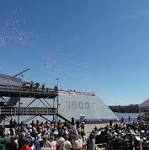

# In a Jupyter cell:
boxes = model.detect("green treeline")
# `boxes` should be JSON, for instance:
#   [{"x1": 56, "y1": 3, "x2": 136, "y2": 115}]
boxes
[{"x1": 109, "y1": 104, "x2": 139, "y2": 113}]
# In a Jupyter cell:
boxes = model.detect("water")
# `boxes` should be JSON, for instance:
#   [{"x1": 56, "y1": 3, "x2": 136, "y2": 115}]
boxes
[{"x1": 115, "y1": 112, "x2": 139, "y2": 122}]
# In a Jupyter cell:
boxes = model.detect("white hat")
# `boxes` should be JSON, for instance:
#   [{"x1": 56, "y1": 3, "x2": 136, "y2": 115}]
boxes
[
  {"x1": 53, "y1": 130, "x2": 58, "y2": 135},
  {"x1": 136, "y1": 136, "x2": 141, "y2": 141},
  {"x1": 97, "y1": 131, "x2": 101, "y2": 135}
]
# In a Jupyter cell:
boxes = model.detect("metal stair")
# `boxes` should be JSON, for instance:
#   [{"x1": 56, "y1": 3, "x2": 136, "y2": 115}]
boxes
[
  {"x1": 58, "y1": 108, "x2": 72, "y2": 123},
  {"x1": 0, "y1": 97, "x2": 19, "y2": 123}
]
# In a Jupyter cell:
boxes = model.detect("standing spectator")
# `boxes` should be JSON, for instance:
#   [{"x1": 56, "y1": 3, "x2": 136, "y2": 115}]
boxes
[
  {"x1": 56, "y1": 135, "x2": 65, "y2": 150},
  {"x1": 50, "y1": 136, "x2": 56, "y2": 150},
  {"x1": 128, "y1": 116, "x2": 131, "y2": 122},
  {"x1": 121, "y1": 117, "x2": 124, "y2": 123},
  {"x1": 34, "y1": 134, "x2": 43, "y2": 150},
  {"x1": 40, "y1": 136, "x2": 52, "y2": 150},
  {"x1": 20, "y1": 139, "x2": 33, "y2": 150},
  {"x1": 87, "y1": 133, "x2": 96, "y2": 150},
  {"x1": 5, "y1": 136, "x2": 18, "y2": 150},
  {"x1": 63, "y1": 135, "x2": 72, "y2": 150}
]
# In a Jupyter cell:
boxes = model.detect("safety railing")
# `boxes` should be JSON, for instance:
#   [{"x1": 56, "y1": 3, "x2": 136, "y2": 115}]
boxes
[
  {"x1": 0, "y1": 107, "x2": 57, "y2": 115},
  {"x1": 58, "y1": 89, "x2": 95, "y2": 96},
  {"x1": 0, "y1": 84, "x2": 58, "y2": 96}
]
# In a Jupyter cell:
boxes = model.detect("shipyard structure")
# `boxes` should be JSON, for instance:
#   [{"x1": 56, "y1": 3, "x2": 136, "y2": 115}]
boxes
[{"x1": 0, "y1": 73, "x2": 117, "y2": 125}]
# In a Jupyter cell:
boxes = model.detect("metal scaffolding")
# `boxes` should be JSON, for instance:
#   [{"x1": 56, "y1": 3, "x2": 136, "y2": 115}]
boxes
[{"x1": 0, "y1": 84, "x2": 71, "y2": 125}]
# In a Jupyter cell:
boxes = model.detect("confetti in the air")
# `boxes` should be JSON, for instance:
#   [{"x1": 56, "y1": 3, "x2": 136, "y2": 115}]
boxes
[
  {"x1": 0, "y1": 7, "x2": 33, "y2": 47},
  {"x1": 45, "y1": 53, "x2": 91, "y2": 79}
]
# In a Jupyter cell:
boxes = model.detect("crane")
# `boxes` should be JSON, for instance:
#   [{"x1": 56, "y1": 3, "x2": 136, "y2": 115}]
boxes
[{"x1": 13, "y1": 68, "x2": 30, "y2": 78}]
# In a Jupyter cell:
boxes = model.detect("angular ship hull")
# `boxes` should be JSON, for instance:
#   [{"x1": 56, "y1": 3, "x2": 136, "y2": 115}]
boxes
[{"x1": 0, "y1": 74, "x2": 118, "y2": 124}]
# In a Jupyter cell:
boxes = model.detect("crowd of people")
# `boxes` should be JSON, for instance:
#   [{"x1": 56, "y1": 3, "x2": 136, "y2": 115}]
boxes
[
  {"x1": 92, "y1": 120, "x2": 149, "y2": 150},
  {"x1": 2, "y1": 117, "x2": 149, "y2": 150},
  {"x1": 0, "y1": 120, "x2": 91, "y2": 150},
  {"x1": 21, "y1": 81, "x2": 58, "y2": 93}
]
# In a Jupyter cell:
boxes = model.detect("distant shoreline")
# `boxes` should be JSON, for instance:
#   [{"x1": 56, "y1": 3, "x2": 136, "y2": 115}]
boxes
[{"x1": 109, "y1": 104, "x2": 139, "y2": 113}]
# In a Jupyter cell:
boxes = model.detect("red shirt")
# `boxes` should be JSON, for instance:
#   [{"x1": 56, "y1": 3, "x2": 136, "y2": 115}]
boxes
[{"x1": 21, "y1": 145, "x2": 32, "y2": 150}]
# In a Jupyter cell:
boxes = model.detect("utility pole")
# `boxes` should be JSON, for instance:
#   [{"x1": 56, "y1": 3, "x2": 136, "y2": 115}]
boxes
[{"x1": 56, "y1": 78, "x2": 59, "y2": 88}]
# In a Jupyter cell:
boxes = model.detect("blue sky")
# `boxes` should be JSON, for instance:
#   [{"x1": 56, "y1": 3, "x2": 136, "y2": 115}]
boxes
[{"x1": 0, "y1": 0, "x2": 149, "y2": 105}]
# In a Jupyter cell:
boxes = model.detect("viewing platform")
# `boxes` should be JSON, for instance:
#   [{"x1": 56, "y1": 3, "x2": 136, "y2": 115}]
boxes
[
  {"x1": 0, "y1": 76, "x2": 73, "y2": 124},
  {"x1": 0, "y1": 84, "x2": 58, "y2": 98}
]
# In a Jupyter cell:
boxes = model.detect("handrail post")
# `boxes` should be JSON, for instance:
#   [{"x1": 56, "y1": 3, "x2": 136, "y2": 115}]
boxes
[{"x1": 18, "y1": 83, "x2": 22, "y2": 125}]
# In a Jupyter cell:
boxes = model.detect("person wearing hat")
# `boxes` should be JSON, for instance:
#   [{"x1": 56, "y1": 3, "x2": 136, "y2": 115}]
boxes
[
  {"x1": 56, "y1": 134, "x2": 65, "y2": 150},
  {"x1": 63, "y1": 135, "x2": 72, "y2": 150},
  {"x1": 71, "y1": 138, "x2": 83, "y2": 150},
  {"x1": 40, "y1": 135, "x2": 53, "y2": 150},
  {"x1": 49, "y1": 136, "x2": 56, "y2": 150}
]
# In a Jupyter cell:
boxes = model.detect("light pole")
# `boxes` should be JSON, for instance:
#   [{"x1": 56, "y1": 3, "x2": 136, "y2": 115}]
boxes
[
  {"x1": 56, "y1": 78, "x2": 59, "y2": 121},
  {"x1": 56, "y1": 78, "x2": 59, "y2": 88},
  {"x1": 18, "y1": 79, "x2": 22, "y2": 125}
]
